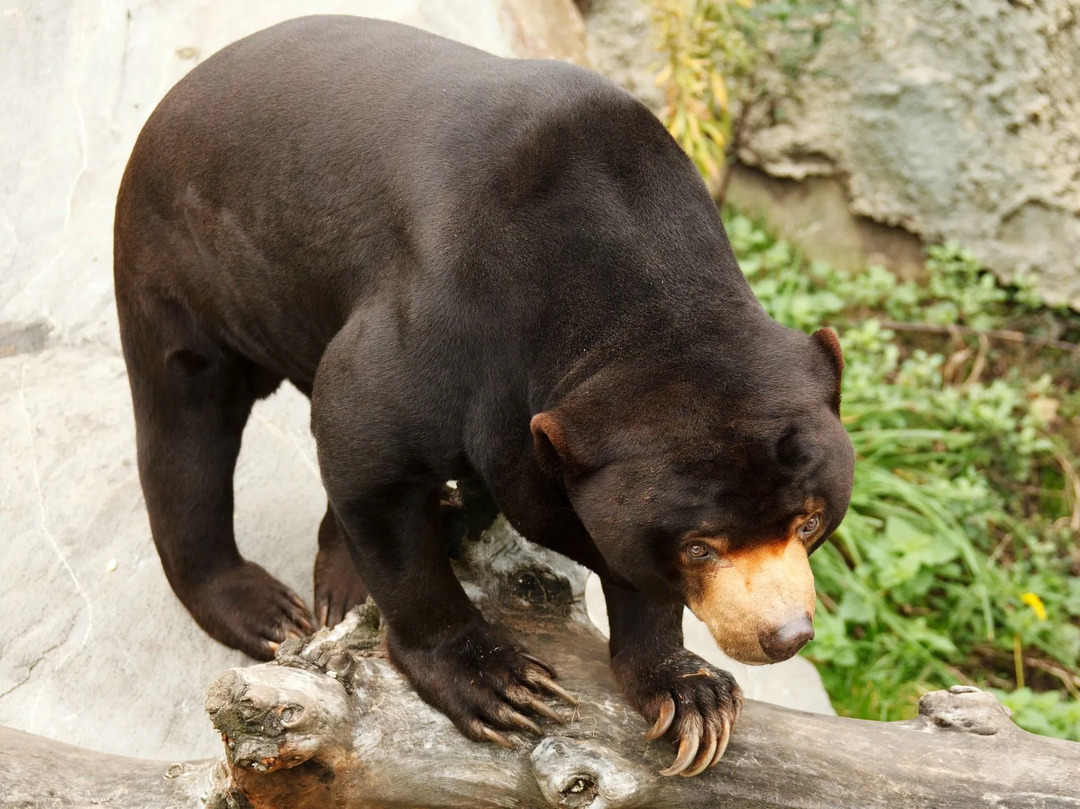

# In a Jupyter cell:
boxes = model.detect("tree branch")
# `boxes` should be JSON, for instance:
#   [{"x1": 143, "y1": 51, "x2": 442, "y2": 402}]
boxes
[{"x1": 2, "y1": 519, "x2": 1079, "y2": 808}]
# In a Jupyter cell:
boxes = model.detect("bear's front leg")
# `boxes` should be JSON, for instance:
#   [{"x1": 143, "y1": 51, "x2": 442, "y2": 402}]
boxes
[
  {"x1": 321, "y1": 479, "x2": 579, "y2": 747},
  {"x1": 388, "y1": 610, "x2": 579, "y2": 747},
  {"x1": 318, "y1": 468, "x2": 579, "y2": 750},
  {"x1": 603, "y1": 580, "x2": 743, "y2": 777},
  {"x1": 311, "y1": 329, "x2": 576, "y2": 747}
]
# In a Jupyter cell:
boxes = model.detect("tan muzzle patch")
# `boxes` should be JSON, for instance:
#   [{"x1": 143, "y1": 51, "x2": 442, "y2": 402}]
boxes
[{"x1": 687, "y1": 537, "x2": 816, "y2": 665}]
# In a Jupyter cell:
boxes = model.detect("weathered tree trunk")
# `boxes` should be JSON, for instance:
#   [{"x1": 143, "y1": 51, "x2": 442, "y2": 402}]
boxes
[{"x1": 3, "y1": 519, "x2": 1079, "y2": 808}]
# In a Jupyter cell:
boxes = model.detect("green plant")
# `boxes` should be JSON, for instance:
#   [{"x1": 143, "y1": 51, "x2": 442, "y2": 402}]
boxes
[
  {"x1": 651, "y1": 0, "x2": 753, "y2": 182},
  {"x1": 726, "y1": 209, "x2": 1080, "y2": 739}
]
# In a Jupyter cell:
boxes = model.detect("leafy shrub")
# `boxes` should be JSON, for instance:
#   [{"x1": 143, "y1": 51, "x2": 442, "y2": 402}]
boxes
[{"x1": 725, "y1": 210, "x2": 1080, "y2": 738}]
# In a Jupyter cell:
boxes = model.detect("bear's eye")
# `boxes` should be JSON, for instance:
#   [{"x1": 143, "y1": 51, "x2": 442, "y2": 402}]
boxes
[
  {"x1": 686, "y1": 542, "x2": 709, "y2": 560},
  {"x1": 798, "y1": 514, "x2": 821, "y2": 539}
]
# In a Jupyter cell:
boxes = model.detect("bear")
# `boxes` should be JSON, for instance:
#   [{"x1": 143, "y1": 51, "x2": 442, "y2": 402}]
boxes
[{"x1": 113, "y1": 15, "x2": 854, "y2": 776}]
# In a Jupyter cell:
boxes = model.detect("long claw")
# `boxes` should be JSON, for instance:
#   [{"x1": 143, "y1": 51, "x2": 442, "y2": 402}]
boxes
[
  {"x1": 480, "y1": 726, "x2": 515, "y2": 750},
  {"x1": 712, "y1": 717, "x2": 732, "y2": 766},
  {"x1": 521, "y1": 653, "x2": 558, "y2": 678},
  {"x1": 510, "y1": 690, "x2": 566, "y2": 723},
  {"x1": 499, "y1": 708, "x2": 543, "y2": 735},
  {"x1": 659, "y1": 730, "x2": 699, "y2": 777},
  {"x1": 682, "y1": 724, "x2": 717, "y2": 777},
  {"x1": 316, "y1": 602, "x2": 329, "y2": 628},
  {"x1": 643, "y1": 697, "x2": 676, "y2": 740},
  {"x1": 531, "y1": 674, "x2": 579, "y2": 706}
]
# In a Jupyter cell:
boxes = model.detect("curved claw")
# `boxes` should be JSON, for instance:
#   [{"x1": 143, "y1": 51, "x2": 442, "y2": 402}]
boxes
[
  {"x1": 712, "y1": 717, "x2": 732, "y2": 767},
  {"x1": 479, "y1": 726, "x2": 515, "y2": 750},
  {"x1": 530, "y1": 674, "x2": 579, "y2": 706},
  {"x1": 659, "y1": 729, "x2": 700, "y2": 777},
  {"x1": 282, "y1": 596, "x2": 314, "y2": 634},
  {"x1": 642, "y1": 697, "x2": 676, "y2": 741},
  {"x1": 681, "y1": 723, "x2": 717, "y2": 777},
  {"x1": 499, "y1": 708, "x2": 543, "y2": 736},
  {"x1": 295, "y1": 614, "x2": 315, "y2": 634},
  {"x1": 521, "y1": 653, "x2": 558, "y2": 678},
  {"x1": 516, "y1": 693, "x2": 566, "y2": 723}
]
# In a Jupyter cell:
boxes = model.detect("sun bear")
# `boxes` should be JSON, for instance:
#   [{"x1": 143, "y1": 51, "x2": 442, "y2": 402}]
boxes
[{"x1": 114, "y1": 16, "x2": 854, "y2": 776}]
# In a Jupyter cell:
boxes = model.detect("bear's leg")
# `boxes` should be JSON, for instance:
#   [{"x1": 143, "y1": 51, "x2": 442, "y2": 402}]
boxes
[
  {"x1": 454, "y1": 476, "x2": 501, "y2": 539},
  {"x1": 331, "y1": 483, "x2": 577, "y2": 747},
  {"x1": 311, "y1": 325, "x2": 576, "y2": 747},
  {"x1": 313, "y1": 503, "x2": 369, "y2": 628},
  {"x1": 602, "y1": 581, "x2": 743, "y2": 776},
  {"x1": 117, "y1": 289, "x2": 313, "y2": 660},
  {"x1": 284, "y1": 378, "x2": 371, "y2": 629}
]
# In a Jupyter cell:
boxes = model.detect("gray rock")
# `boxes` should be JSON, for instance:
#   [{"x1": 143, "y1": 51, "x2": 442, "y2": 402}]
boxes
[
  {"x1": 1, "y1": 341, "x2": 324, "y2": 758},
  {"x1": 583, "y1": 0, "x2": 663, "y2": 111},
  {"x1": 734, "y1": 0, "x2": 1080, "y2": 307},
  {"x1": 584, "y1": 0, "x2": 1080, "y2": 307}
]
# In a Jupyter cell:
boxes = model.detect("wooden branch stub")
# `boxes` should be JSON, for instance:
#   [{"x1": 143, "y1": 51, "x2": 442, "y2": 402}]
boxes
[
  {"x1": 204, "y1": 666, "x2": 354, "y2": 774},
  {"x1": 917, "y1": 684, "x2": 1017, "y2": 736},
  {"x1": 530, "y1": 737, "x2": 643, "y2": 808}
]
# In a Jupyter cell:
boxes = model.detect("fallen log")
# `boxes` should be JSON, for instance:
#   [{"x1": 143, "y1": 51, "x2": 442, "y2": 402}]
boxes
[{"x1": 2, "y1": 519, "x2": 1078, "y2": 808}]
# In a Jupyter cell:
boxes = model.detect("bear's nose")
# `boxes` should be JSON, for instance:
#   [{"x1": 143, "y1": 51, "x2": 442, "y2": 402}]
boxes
[{"x1": 758, "y1": 615, "x2": 814, "y2": 662}]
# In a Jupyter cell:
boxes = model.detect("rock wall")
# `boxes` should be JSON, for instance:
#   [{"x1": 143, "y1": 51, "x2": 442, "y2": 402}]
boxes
[
  {"x1": 738, "y1": 0, "x2": 1080, "y2": 305},
  {"x1": 587, "y1": 0, "x2": 1080, "y2": 307}
]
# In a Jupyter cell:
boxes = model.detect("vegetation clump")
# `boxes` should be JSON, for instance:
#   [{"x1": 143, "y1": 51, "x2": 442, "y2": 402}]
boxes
[{"x1": 727, "y1": 216, "x2": 1080, "y2": 739}]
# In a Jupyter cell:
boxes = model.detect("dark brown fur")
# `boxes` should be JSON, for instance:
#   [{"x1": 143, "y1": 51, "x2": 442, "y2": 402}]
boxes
[{"x1": 114, "y1": 16, "x2": 854, "y2": 773}]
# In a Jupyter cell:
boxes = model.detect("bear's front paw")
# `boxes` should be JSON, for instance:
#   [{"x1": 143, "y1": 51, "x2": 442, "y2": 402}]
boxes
[
  {"x1": 612, "y1": 648, "x2": 743, "y2": 777},
  {"x1": 388, "y1": 618, "x2": 579, "y2": 748}
]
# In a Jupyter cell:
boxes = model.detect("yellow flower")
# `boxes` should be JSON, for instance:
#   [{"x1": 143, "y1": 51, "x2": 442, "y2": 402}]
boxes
[{"x1": 1021, "y1": 592, "x2": 1048, "y2": 621}]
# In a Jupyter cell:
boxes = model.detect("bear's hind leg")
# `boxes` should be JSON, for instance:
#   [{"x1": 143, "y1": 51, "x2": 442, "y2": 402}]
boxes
[
  {"x1": 313, "y1": 503, "x2": 369, "y2": 628},
  {"x1": 117, "y1": 289, "x2": 313, "y2": 660}
]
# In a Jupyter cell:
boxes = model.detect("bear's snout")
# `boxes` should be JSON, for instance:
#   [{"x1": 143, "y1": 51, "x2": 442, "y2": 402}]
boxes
[
  {"x1": 686, "y1": 535, "x2": 818, "y2": 665},
  {"x1": 758, "y1": 614, "x2": 815, "y2": 662}
]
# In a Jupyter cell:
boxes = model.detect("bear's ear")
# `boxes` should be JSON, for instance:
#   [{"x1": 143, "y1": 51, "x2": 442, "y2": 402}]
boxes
[
  {"x1": 811, "y1": 327, "x2": 844, "y2": 413},
  {"x1": 531, "y1": 411, "x2": 578, "y2": 478}
]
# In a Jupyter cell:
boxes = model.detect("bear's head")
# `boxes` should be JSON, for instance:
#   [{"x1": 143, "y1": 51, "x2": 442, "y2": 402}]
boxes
[{"x1": 532, "y1": 326, "x2": 853, "y2": 665}]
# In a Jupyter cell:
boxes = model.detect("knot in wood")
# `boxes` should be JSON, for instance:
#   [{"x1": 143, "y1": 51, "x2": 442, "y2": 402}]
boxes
[
  {"x1": 917, "y1": 685, "x2": 1014, "y2": 735},
  {"x1": 531, "y1": 737, "x2": 640, "y2": 808},
  {"x1": 559, "y1": 774, "x2": 600, "y2": 808}
]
